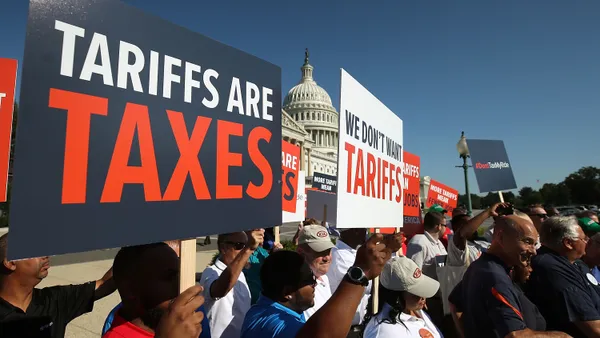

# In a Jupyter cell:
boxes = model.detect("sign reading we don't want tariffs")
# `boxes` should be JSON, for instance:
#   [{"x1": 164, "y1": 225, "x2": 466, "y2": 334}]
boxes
[
  {"x1": 9, "y1": 0, "x2": 281, "y2": 259},
  {"x1": 337, "y1": 69, "x2": 403, "y2": 228}
]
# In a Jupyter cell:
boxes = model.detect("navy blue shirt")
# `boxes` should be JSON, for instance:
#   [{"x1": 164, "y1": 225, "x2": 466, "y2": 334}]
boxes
[
  {"x1": 525, "y1": 246, "x2": 600, "y2": 337},
  {"x1": 448, "y1": 252, "x2": 528, "y2": 338}
]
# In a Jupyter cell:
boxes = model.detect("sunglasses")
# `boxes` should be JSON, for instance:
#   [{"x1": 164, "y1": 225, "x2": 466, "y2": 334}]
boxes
[
  {"x1": 298, "y1": 272, "x2": 318, "y2": 288},
  {"x1": 224, "y1": 241, "x2": 246, "y2": 250}
]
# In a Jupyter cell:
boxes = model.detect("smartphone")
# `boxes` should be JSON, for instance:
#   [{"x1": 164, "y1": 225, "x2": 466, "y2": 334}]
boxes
[{"x1": 496, "y1": 204, "x2": 514, "y2": 216}]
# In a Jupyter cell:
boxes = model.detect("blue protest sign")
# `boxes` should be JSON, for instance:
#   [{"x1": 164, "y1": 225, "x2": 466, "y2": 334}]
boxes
[
  {"x1": 466, "y1": 139, "x2": 517, "y2": 193},
  {"x1": 9, "y1": 0, "x2": 281, "y2": 259}
]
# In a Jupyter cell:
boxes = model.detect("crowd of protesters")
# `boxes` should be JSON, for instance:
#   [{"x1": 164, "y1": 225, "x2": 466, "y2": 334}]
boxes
[{"x1": 1, "y1": 204, "x2": 600, "y2": 337}]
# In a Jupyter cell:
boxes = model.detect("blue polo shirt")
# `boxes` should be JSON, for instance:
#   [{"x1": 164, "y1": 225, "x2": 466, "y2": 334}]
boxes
[
  {"x1": 449, "y1": 252, "x2": 528, "y2": 337},
  {"x1": 525, "y1": 246, "x2": 600, "y2": 337},
  {"x1": 241, "y1": 295, "x2": 305, "y2": 338}
]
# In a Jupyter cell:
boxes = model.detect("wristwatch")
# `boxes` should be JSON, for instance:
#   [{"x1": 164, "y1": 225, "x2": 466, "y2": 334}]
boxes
[{"x1": 345, "y1": 266, "x2": 369, "y2": 286}]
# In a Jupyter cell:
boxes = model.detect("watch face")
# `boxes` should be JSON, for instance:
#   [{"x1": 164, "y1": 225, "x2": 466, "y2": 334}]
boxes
[{"x1": 350, "y1": 267, "x2": 363, "y2": 280}]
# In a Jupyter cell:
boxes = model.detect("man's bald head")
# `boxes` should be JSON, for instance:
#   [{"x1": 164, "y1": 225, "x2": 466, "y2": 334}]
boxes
[
  {"x1": 490, "y1": 211, "x2": 538, "y2": 267},
  {"x1": 494, "y1": 211, "x2": 538, "y2": 240}
]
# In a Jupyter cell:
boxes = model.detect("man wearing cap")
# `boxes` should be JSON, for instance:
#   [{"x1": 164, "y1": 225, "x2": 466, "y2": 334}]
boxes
[
  {"x1": 428, "y1": 204, "x2": 452, "y2": 248},
  {"x1": 363, "y1": 256, "x2": 442, "y2": 337},
  {"x1": 296, "y1": 225, "x2": 335, "y2": 320}
]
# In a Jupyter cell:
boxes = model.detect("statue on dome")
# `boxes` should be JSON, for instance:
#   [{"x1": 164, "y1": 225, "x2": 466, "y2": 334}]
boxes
[{"x1": 304, "y1": 48, "x2": 310, "y2": 65}]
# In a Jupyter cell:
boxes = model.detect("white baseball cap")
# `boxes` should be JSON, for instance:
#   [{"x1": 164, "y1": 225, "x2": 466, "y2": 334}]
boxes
[
  {"x1": 298, "y1": 225, "x2": 335, "y2": 252},
  {"x1": 380, "y1": 256, "x2": 440, "y2": 298}
]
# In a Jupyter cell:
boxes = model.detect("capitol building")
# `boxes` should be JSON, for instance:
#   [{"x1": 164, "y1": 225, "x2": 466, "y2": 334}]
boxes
[{"x1": 281, "y1": 50, "x2": 338, "y2": 182}]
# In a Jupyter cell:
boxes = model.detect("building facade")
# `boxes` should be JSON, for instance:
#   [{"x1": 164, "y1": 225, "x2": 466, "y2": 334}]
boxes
[{"x1": 281, "y1": 50, "x2": 338, "y2": 181}]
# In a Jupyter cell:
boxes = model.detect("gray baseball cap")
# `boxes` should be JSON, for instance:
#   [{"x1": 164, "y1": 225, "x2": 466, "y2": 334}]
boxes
[
  {"x1": 298, "y1": 225, "x2": 335, "y2": 252},
  {"x1": 380, "y1": 256, "x2": 440, "y2": 298}
]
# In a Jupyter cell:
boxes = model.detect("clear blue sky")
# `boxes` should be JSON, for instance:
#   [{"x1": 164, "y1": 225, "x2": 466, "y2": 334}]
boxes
[{"x1": 2, "y1": 0, "x2": 599, "y2": 195}]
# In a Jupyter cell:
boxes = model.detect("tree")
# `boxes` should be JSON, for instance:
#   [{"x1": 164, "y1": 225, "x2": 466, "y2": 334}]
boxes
[
  {"x1": 458, "y1": 194, "x2": 482, "y2": 209},
  {"x1": 518, "y1": 186, "x2": 543, "y2": 206},
  {"x1": 564, "y1": 166, "x2": 600, "y2": 204},
  {"x1": 540, "y1": 182, "x2": 571, "y2": 206}
]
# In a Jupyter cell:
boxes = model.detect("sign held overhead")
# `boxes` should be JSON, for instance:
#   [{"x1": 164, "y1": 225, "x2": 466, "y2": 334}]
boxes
[
  {"x1": 466, "y1": 139, "x2": 517, "y2": 193},
  {"x1": 337, "y1": 69, "x2": 403, "y2": 228},
  {"x1": 0, "y1": 59, "x2": 17, "y2": 203},
  {"x1": 9, "y1": 0, "x2": 282, "y2": 259}
]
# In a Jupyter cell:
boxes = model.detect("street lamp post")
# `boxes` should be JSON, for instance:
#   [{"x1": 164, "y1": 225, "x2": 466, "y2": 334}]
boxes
[{"x1": 456, "y1": 131, "x2": 473, "y2": 216}]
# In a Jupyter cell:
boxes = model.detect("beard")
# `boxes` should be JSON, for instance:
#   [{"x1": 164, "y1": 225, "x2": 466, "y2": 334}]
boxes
[{"x1": 140, "y1": 306, "x2": 166, "y2": 330}]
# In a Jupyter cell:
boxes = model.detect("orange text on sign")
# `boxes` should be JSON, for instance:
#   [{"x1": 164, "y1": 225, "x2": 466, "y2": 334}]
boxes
[{"x1": 48, "y1": 88, "x2": 273, "y2": 204}]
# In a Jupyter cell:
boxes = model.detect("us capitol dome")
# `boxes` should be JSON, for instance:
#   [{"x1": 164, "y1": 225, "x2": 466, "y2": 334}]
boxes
[{"x1": 281, "y1": 49, "x2": 339, "y2": 179}]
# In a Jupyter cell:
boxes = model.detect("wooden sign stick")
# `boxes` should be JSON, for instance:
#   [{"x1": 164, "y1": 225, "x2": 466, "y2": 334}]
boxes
[
  {"x1": 274, "y1": 226, "x2": 280, "y2": 244},
  {"x1": 498, "y1": 191, "x2": 505, "y2": 203},
  {"x1": 179, "y1": 238, "x2": 197, "y2": 292},
  {"x1": 323, "y1": 204, "x2": 328, "y2": 226}
]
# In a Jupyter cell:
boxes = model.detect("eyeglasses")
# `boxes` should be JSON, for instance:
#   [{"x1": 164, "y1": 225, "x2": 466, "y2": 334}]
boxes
[
  {"x1": 298, "y1": 273, "x2": 318, "y2": 288},
  {"x1": 573, "y1": 236, "x2": 590, "y2": 244},
  {"x1": 224, "y1": 241, "x2": 246, "y2": 250}
]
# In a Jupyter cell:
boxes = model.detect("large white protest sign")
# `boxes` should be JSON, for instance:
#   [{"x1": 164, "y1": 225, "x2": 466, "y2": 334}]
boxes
[
  {"x1": 336, "y1": 69, "x2": 403, "y2": 228},
  {"x1": 282, "y1": 171, "x2": 306, "y2": 222}
]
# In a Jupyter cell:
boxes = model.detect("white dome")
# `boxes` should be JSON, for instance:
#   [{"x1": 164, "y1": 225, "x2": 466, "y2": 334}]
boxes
[{"x1": 283, "y1": 51, "x2": 335, "y2": 111}]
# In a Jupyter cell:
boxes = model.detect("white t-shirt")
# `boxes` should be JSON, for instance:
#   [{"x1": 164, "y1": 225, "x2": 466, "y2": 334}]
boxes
[
  {"x1": 200, "y1": 259, "x2": 251, "y2": 338},
  {"x1": 406, "y1": 232, "x2": 447, "y2": 280},
  {"x1": 326, "y1": 240, "x2": 372, "y2": 325},
  {"x1": 363, "y1": 304, "x2": 442, "y2": 338},
  {"x1": 446, "y1": 237, "x2": 482, "y2": 267},
  {"x1": 303, "y1": 274, "x2": 332, "y2": 320}
]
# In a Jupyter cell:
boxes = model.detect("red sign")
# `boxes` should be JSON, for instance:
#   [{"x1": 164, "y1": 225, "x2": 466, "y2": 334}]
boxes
[
  {"x1": 282, "y1": 140, "x2": 301, "y2": 213},
  {"x1": 427, "y1": 179, "x2": 458, "y2": 216},
  {"x1": 0, "y1": 59, "x2": 18, "y2": 203},
  {"x1": 374, "y1": 151, "x2": 421, "y2": 236}
]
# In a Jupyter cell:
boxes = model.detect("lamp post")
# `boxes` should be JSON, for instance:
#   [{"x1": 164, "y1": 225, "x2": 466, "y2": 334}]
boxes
[{"x1": 456, "y1": 131, "x2": 473, "y2": 216}]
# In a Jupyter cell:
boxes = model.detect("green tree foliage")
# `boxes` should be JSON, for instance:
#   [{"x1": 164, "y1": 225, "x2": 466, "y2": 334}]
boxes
[{"x1": 459, "y1": 166, "x2": 600, "y2": 209}]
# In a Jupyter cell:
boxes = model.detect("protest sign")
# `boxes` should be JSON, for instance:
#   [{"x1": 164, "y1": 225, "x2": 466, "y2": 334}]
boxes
[
  {"x1": 307, "y1": 189, "x2": 337, "y2": 225},
  {"x1": 282, "y1": 171, "x2": 305, "y2": 223},
  {"x1": 402, "y1": 151, "x2": 421, "y2": 235},
  {"x1": 312, "y1": 172, "x2": 337, "y2": 193},
  {"x1": 0, "y1": 59, "x2": 17, "y2": 203},
  {"x1": 372, "y1": 151, "x2": 420, "y2": 235},
  {"x1": 282, "y1": 141, "x2": 300, "y2": 213},
  {"x1": 337, "y1": 69, "x2": 403, "y2": 228},
  {"x1": 466, "y1": 139, "x2": 517, "y2": 193},
  {"x1": 9, "y1": 0, "x2": 281, "y2": 259},
  {"x1": 426, "y1": 179, "x2": 458, "y2": 216}
]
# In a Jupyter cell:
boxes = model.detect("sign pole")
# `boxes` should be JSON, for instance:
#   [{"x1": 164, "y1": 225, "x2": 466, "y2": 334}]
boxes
[
  {"x1": 322, "y1": 204, "x2": 328, "y2": 226},
  {"x1": 179, "y1": 239, "x2": 197, "y2": 292},
  {"x1": 274, "y1": 226, "x2": 280, "y2": 244},
  {"x1": 498, "y1": 191, "x2": 504, "y2": 203}
]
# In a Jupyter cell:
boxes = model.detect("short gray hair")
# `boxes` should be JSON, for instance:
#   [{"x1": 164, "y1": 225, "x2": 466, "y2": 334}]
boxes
[{"x1": 540, "y1": 216, "x2": 580, "y2": 248}]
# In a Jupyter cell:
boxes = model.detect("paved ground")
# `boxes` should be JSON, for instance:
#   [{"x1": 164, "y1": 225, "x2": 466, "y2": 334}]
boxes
[{"x1": 12, "y1": 214, "x2": 493, "y2": 338}]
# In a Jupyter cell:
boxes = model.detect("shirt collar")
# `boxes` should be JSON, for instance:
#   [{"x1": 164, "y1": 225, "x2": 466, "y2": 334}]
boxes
[
  {"x1": 381, "y1": 303, "x2": 423, "y2": 322},
  {"x1": 257, "y1": 295, "x2": 306, "y2": 322},
  {"x1": 214, "y1": 258, "x2": 227, "y2": 271},
  {"x1": 424, "y1": 231, "x2": 440, "y2": 245},
  {"x1": 481, "y1": 252, "x2": 512, "y2": 274}
]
